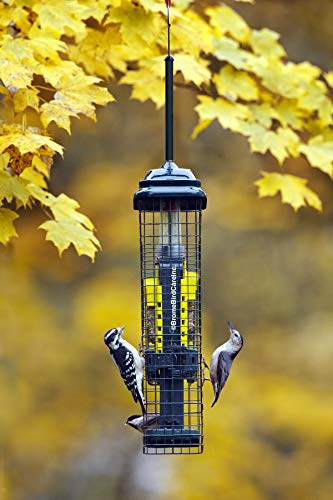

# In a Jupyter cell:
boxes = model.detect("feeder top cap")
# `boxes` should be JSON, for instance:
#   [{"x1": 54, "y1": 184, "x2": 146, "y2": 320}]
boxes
[{"x1": 133, "y1": 161, "x2": 207, "y2": 211}]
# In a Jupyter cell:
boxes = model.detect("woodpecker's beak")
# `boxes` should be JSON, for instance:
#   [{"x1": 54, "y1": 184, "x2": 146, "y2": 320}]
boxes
[{"x1": 119, "y1": 326, "x2": 126, "y2": 334}]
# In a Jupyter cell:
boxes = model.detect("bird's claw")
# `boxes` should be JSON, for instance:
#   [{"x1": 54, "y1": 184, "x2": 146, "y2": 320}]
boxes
[
  {"x1": 202, "y1": 356, "x2": 209, "y2": 370},
  {"x1": 138, "y1": 342, "x2": 144, "y2": 356}
]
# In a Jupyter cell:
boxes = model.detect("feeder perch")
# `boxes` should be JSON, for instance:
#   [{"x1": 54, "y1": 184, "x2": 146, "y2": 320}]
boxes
[{"x1": 134, "y1": 26, "x2": 207, "y2": 453}]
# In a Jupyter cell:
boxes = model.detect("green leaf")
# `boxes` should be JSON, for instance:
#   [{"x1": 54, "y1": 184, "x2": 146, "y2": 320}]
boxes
[
  {"x1": 255, "y1": 172, "x2": 322, "y2": 212},
  {"x1": 0, "y1": 208, "x2": 19, "y2": 244}
]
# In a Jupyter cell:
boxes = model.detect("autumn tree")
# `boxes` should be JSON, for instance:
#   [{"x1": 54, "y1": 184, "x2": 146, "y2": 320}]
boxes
[{"x1": 1, "y1": 0, "x2": 332, "y2": 259}]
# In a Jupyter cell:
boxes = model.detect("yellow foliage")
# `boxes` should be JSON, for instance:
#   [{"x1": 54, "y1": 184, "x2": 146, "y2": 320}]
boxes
[
  {"x1": 250, "y1": 28, "x2": 286, "y2": 58},
  {"x1": 195, "y1": 95, "x2": 250, "y2": 133},
  {"x1": 299, "y1": 135, "x2": 333, "y2": 177},
  {"x1": 0, "y1": 207, "x2": 18, "y2": 243},
  {"x1": 27, "y1": 185, "x2": 101, "y2": 261},
  {"x1": 214, "y1": 66, "x2": 259, "y2": 101},
  {"x1": 255, "y1": 172, "x2": 322, "y2": 212},
  {"x1": 1, "y1": 0, "x2": 333, "y2": 260},
  {"x1": 206, "y1": 5, "x2": 251, "y2": 43}
]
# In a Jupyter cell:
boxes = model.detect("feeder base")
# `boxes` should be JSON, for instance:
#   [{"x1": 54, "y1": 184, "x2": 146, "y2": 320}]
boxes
[{"x1": 144, "y1": 428, "x2": 201, "y2": 448}]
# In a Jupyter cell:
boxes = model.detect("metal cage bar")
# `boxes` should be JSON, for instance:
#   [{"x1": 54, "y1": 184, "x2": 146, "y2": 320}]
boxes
[{"x1": 139, "y1": 198, "x2": 203, "y2": 454}]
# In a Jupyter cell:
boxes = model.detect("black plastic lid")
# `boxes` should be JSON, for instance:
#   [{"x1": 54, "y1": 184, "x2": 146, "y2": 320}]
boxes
[{"x1": 134, "y1": 161, "x2": 207, "y2": 211}]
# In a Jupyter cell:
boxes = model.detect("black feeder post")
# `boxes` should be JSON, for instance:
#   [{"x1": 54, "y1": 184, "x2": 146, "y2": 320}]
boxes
[{"x1": 133, "y1": 14, "x2": 207, "y2": 453}]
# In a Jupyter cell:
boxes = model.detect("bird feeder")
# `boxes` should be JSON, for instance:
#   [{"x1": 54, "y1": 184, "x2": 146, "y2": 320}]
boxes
[{"x1": 133, "y1": 6, "x2": 207, "y2": 454}]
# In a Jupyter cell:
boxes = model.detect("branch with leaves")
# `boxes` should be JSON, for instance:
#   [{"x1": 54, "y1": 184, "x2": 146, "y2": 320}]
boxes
[{"x1": 0, "y1": 0, "x2": 331, "y2": 259}]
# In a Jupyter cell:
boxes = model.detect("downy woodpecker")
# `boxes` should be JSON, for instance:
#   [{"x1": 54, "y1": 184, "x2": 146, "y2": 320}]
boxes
[
  {"x1": 209, "y1": 321, "x2": 243, "y2": 407},
  {"x1": 104, "y1": 326, "x2": 146, "y2": 414},
  {"x1": 125, "y1": 414, "x2": 160, "y2": 433}
]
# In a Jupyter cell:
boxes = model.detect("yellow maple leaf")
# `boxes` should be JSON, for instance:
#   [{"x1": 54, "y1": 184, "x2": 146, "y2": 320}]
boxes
[
  {"x1": 120, "y1": 69, "x2": 164, "y2": 108},
  {"x1": 68, "y1": 29, "x2": 114, "y2": 79},
  {"x1": 214, "y1": 66, "x2": 258, "y2": 101},
  {"x1": 40, "y1": 101, "x2": 77, "y2": 134},
  {"x1": 171, "y1": 11, "x2": 214, "y2": 57},
  {"x1": 298, "y1": 80, "x2": 333, "y2": 126},
  {"x1": 1, "y1": 35, "x2": 36, "y2": 65},
  {"x1": 51, "y1": 194, "x2": 95, "y2": 231},
  {"x1": 32, "y1": 155, "x2": 51, "y2": 179},
  {"x1": 107, "y1": 2, "x2": 160, "y2": 47},
  {"x1": 41, "y1": 60, "x2": 83, "y2": 88},
  {"x1": 39, "y1": 219, "x2": 100, "y2": 261},
  {"x1": 299, "y1": 135, "x2": 333, "y2": 177},
  {"x1": 0, "y1": 5, "x2": 31, "y2": 35},
  {"x1": 0, "y1": 170, "x2": 30, "y2": 206},
  {"x1": 27, "y1": 186, "x2": 94, "y2": 230},
  {"x1": 212, "y1": 37, "x2": 251, "y2": 70},
  {"x1": 195, "y1": 95, "x2": 250, "y2": 133},
  {"x1": 34, "y1": 0, "x2": 89, "y2": 40},
  {"x1": 206, "y1": 5, "x2": 250, "y2": 43},
  {"x1": 0, "y1": 50, "x2": 33, "y2": 89},
  {"x1": 255, "y1": 172, "x2": 322, "y2": 212},
  {"x1": 247, "y1": 102, "x2": 277, "y2": 128},
  {"x1": 0, "y1": 208, "x2": 19, "y2": 244},
  {"x1": 250, "y1": 28, "x2": 286, "y2": 59},
  {"x1": 241, "y1": 123, "x2": 299, "y2": 164},
  {"x1": 20, "y1": 167, "x2": 47, "y2": 189},
  {"x1": 79, "y1": 0, "x2": 112, "y2": 22},
  {"x1": 27, "y1": 185, "x2": 100, "y2": 260},
  {"x1": 0, "y1": 126, "x2": 63, "y2": 156},
  {"x1": 53, "y1": 74, "x2": 114, "y2": 121},
  {"x1": 274, "y1": 99, "x2": 304, "y2": 129},
  {"x1": 13, "y1": 88, "x2": 40, "y2": 113},
  {"x1": 28, "y1": 25, "x2": 68, "y2": 60},
  {"x1": 174, "y1": 55, "x2": 211, "y2": 86}
]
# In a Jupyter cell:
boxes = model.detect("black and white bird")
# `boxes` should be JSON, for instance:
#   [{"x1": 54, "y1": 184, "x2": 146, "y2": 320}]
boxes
[
  {"x1": 208, "y1": 321, "x2": 243, "y2": 407},
  {"x1": 125, "y1": 414, "x2": 160, "y2": 433},
  {"x1": 104, "y1": 326, "x2": 146, "y2": 414}
]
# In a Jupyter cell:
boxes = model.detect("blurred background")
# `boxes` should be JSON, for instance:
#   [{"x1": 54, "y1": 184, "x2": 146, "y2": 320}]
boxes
[{"x1": 2, "y1": 1, "x2": 333, "y2": 499}]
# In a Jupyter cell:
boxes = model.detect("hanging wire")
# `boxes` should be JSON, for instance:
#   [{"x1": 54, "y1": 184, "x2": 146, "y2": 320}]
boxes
[
  {"x1": 166, "y1": 0, "x2": 171, "y2": 57},
  {"x1": 165, "y1": 0, "x2": 173, "y2": 161}
]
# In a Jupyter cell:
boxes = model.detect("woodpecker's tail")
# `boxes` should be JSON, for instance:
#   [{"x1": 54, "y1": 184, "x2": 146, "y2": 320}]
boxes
[
  {"x1": 211, "y1": 388, "x2": 221, "y2": 408},
  {"x1": 138, "y1": 392, "x2": 146, "y2": 414}
]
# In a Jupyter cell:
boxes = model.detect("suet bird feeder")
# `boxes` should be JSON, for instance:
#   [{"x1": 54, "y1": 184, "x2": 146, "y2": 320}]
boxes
[{"x1": 133, "y1": 3, "x2": 207, "y2": 454}]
